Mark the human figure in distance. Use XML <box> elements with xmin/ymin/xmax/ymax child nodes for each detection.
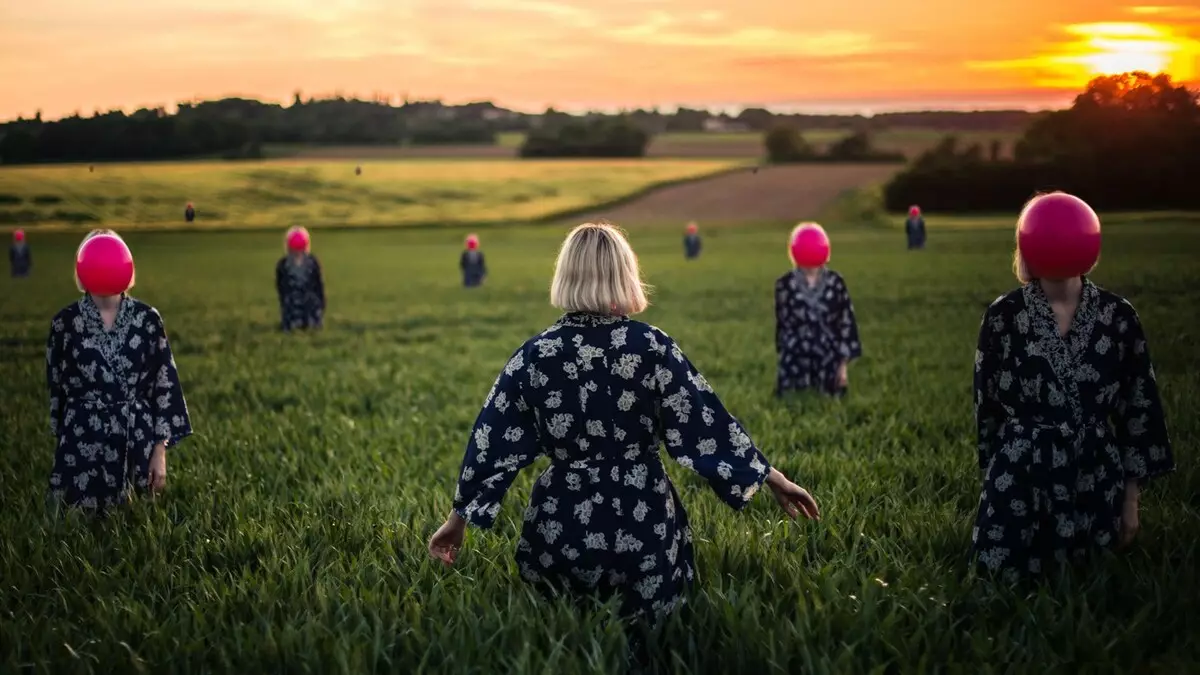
<box><xmin>905</xmin><ymin>205</ymin><xmax>926</xmax><ymax>250</ymax></box>
<box><xmin>10</xmin><ymin>229</ymin><xmax>31</xmax><ymax>278</ymax></box>
<box><xmin>461</xmin><ymin>234</ymin><xmax>487</xmax><ymax>288</ymax></box>
<box><xmin>275</xmin><ymin>226</ymin><xmax>326</xmax><ymax>332</ymax></box>
<box><xmin>46</xmin><ymin>229</ymin><xmax>193</xmax><ymax>514</ymax></box>
<box><xmin>775</xmin><ymin>222</ymin><xmax>862</xmax><ymax>398</ymax></box>
<box><xmin>971</xmin><ymin>191</ymin><xmax>1174</xmax><ymax>584</ymax></box>
<box><xmin>683</xmin><ymin>222</ymin><xmax>701</xmax><ymax>260</ymax></box>
<box><xmin>428</xmin><ymin>221</ymin><xmax>820</xmax><ymax>668</ymax></box>
<box><xmin>184</xmin><ymin>202</ymin><xmax>195</xmax><ymax>223</ymax></box>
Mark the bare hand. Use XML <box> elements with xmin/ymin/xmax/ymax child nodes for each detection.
<box><xmin>429</xmin><ymin>512</ymin><xmax>467</xmax><ymax>566</ymax></box>
<box><xmin>1118</xmin><ymin>482</ymin><xmax>1140</xmax><ymax>549</ymax></box>
<box><xmin>148</xmin><ymin>443</ymin><xmax>167</xmax><ymax>495</ymax></box>
<box><xmin>836</xmin><ymin>362</ymin><xmax>849</xmax><ymax>388</ymax></box>
<box><xmin>766</xmin><ymin>469</ymin><xmax>820</xmax><ymax>521</ymax></box>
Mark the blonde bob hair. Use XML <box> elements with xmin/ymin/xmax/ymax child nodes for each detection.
<box><xmin>75</xmin><ymin>228</ymin><xmax>135</xmax><ymax>294</ymax></box>
<box><xmin>550</xmin><ymin>221</ymin><xmax>650</xmax><ymax>316</ymax></box>
<box><xmin>285</xmin><ymin>226</ymin><xmax>311</xmax><ymax>254</ymax></box>
<box><xmin>1012</xmin><ymin>191</ymin><xmax>1099</xmax><ymax>284</ymax></box>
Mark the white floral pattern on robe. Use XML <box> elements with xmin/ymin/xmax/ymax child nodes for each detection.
<box><xmin>972</xmin><ymin>278</ymin><xmax>1174</xmax><ymax>581</ymax></box>
<box><xmin>452</xmin><ymin>312</ymin><xmax>772</xmax><ymax>619</ymax></box>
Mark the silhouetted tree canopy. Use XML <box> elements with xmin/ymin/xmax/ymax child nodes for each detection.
<box><xmin>884</xmin><ymin>72</ymin><xmax>1200</xmax><ymax>212</ymax></box>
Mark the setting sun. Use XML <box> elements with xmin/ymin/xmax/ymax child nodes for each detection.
<box><xmin>1062</xmin><ymin>23</ymin><xmax>1177</xmax><ymax>76</ymax></box>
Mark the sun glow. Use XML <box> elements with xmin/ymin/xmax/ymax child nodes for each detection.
<box><xmin>1060</xmin><ymin>23</ymin><xmax>1178</xmax><ymax>76</ymax></box>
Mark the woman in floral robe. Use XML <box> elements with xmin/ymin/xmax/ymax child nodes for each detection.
<box><xmin>429</xmin><ymin>222</ymin><xmax>820</xmax><ymax>627</ymax></box>
<box><xmin>47</xmin><ymin>231</ymin><xmax>193</xmax><ymax>512</ymax></box>
<box><xmin>972</xmin><ymin>257</ymin><xmax>1174</xmax><ymax>581</ymax></box>
<box><xmin>774</xmin><ymin>267</ymin><xmax>862</xmax><ymax>397</ymax></box>
<box><xmin>275</xmin><ymin>236</ymin><xmax>325</xmax><ymax>331</ymax></box>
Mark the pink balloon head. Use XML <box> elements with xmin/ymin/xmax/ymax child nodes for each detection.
<box><xmin>686</xmin><ymin>222</ymin><xmax>698</xmax><ymax>235</ymax></box>
<box><xmin>13</xmin><ymin>229</ymin><xmax>24</xmax><ymax>242</ymax></box>
<box><xmin>286</xmin><ymin>228</ymin><xmax>310</xmax><ymax>252</ymax></box>
<box><xmin>1017</xmin><ymin>192</ymin><xmax>1101</xmax><ymax>279</ymax></box>
<box><xmin>465</xmin><ymin>234</ymin><xmax>479</xmax><ymax>250</ymax></box>
<box><xmin>788</xmin><ymin>222</ymin><xmax>831</xmax><ymax>268</ymax></box>
<box><xmin>76</xmin><ymin>234</ymin><xmax>134</xmax><ymax>296</ymax></box>
<box><xmin>909</xmin><ymin>205</ymin><xmax>920</xmax><ymax>217</ymax></box>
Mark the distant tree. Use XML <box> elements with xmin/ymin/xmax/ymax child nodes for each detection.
<box><xmin>884</xmin><ymin>72</ymin><xmax>1200</xmax><ymax>212</ymax></box>
<box><xmin>520</xmin><ymin>116</ymin><xmax>649</xmax><ymax>158</ymax></box>
<box><xmin>764</xmin><ymin>125</ymin><xmax>816</xmax><ymax>163</ymax></box>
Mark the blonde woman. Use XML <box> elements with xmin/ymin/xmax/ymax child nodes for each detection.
<box><xmin>275</xmin><ymin>226</ymin><xmax>325</xmax><ymax>332</ymax></box>
<box><xmin>47</xmin><ymin>229</ymin><xmax>192</xmax><ymax>512</ymax></box>
<box><xmin>428</xmin><ymin>222</ymin><xmax>819</xmax><ymax>647</ymax></box>
<box><xmin>972</xmin><ymin>193</ymin><xmax>1174</xmax><ymax>582</ymax></box>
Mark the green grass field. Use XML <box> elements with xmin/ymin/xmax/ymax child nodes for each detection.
<box><xmin>0</xmin><ymin>159</ymin><xmax>743</xmax><ymax>231</ymax></box>
<box><xmin>1</xmin><ymin>200</ymin><xmax>1196</xmax><ymax>673</ymax></box>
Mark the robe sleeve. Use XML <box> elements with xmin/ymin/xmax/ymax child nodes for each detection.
<box><xmin>46</xmin><ymin>317</ymin><xmax>66</xmax><ymax>437</ymax></box>
<box><xmin>1113</xmin><ymin>304</ymin><xmax>1174</xmax><ymax>483</ymax></box>
<box><xmin>148</xmin><ymin>309</ymin><xmax>193</xmax><ymax>448</ymax></box>
<box><xmin>311</xmin><ymin>256</ymin><xmax>325</xmax><ymax>309</ymax></box>
<box><xmin>451</xmin><ymin>346</ymin><xmax>543</xmax><ymax>528</ymax></box>
<box><xmin>833</xmin><ymin>275</ymin><xmax>863</xmax><ymax>361</ymax></box>
<box><xmin>974</xmin><ymin>305</ymin><xmax>1005</xmax><ymax>471</ymax></box>
<box><xmin>774</xmin><ymin>277</ymin><xmax>789</xmax><ymax>356</ymax></box>
<box><xmin>275</xmin><ymin>258</ymin><xmax>285</xmax><ymax>304</ymax></box>
<box><xmin>459</xmin><ymin>251</ymin><xmax>467</xmax><ymax>271</ymax></box>
<box><xmin>654</xmin><ymin>332</ymin><xmax>771</xmax><ymax>510</ymax></box>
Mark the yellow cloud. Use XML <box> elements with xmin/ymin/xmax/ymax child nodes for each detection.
<box><xmin>1129</xmin><ymin>6</ymin><xmax>1200</xmax><ymax>19</ymax></box>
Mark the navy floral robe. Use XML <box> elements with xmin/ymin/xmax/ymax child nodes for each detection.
<box><xmin>46</xmin><ymin>295</ymin><xmax>193</xmax><ymax>511</ymax></box>
<box><xmin>774</xmin><ymin>268</ymin><xmax>862</xmax><ymax>397</ymax></box>
<box><xmin>460</xmin><ymin>250</ymin><xmax>486</xmax><ymax>288</ymax></box>
<box><xmin>972</xmin><ymin>279</ymin><xmax>1174</xmax><ymax>581</ymax></box>
<box><xmin>10</xmin><ymin>243</ymin><xmax>31</xmax><ymax>277</ymax></box>
<box><xmin>683</xmin><ymin>234</ymin><xmax>701</xmax><ymax>260</ymax></box>
<box><xmin>451</xmin><ymin>312</ymin><xmax>772</xmax><ymax>620</ymax></box>
<box><xmin>905</xmin><ymin>216</ymin><xmax>926</xmax><ymax>249</ymax></box>
<box><xmin>275</xmin><ymin>254</ymin><xmax>325</xmax><ymax>331</ymax></box>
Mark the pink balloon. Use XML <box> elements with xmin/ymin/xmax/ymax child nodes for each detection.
<box><xmin>287</xmin><ymin>228</ymin><xmax>310</xmax><ymax>252</ymax></box>
<box><xmin>686</xmin><ymin>222</ymin><xmax>698</xmax><ymax>234</ymax></box>
<box><xmin>789</xmin><ymin>222</ymin><xmax>831</xmax><ymax>268</ymax></box>
<box><xmin>465</xmin><ymin>234</ymin><xmax>479</xmax><ymax>250</ymax></box>
<box><xmin>909</xmin><ymin>205</ymin><xmax>920</xmax><ymax>217</ymax></box>
<box><xmin>1017</xmin><ymin>192</ymin><xmax>1101</xmax><ymax>279</ymax></box>
<box><xmin>13</xmin><ymin>229</ymin><xmax>24</xmax><ymax>242</ymax></box>
<box><xmin>76</xmin><ymin>234</ymin><xmax>134</xmax><ymax>295</ymax></box>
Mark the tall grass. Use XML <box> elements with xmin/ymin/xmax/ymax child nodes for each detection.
<box><xmin>1</xmin><ymin>213</ymin><xmax>1196</xmax><ymax>673</ymax></box>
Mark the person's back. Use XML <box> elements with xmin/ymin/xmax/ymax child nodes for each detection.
<box><xmin>431</xmin><ymin>222</ymin><xmax>820</xmax><ymax>648</ymax></box>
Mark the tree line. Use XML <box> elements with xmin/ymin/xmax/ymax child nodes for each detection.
<box><xmin>0</xmin><ymin>92</ymin><xmax>1037</xmax><ymax>164</ymax></box>
<box><xmin>883</xmin><ymin>72</ymin><xmax>1200</xmax><ymax>212</ymax></box>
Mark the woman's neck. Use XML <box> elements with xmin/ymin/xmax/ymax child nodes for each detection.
<box><xmin>90</xmin><ymin>293</ymin><xmax>122</xmax><ymax>311</ymax></box>
<box><xmin>1038</xmin><ymin>276</ymin><xmax>1082</xmax><ymax>304</ymax></box>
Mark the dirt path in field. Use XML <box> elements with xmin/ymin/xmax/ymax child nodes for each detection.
<box><xmin>558</xmin><ymin>164</ymin><xmax>901</xmax><ymax>225</ymax></box>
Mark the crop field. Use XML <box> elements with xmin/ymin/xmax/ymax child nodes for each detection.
<box><xmin>1</xmin><ymin>189</ymin><xmax>1197</xmax><ymax>673</ymax></box>
<box><xmin>0</xmin><ymin>159</ymin><xmax>744</xmax><ymax>231</ymax></box>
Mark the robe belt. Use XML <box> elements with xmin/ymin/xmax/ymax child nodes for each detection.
<box><xmin>72</xmin><ymin>392</ymin><xmax>148</xmax><ymax>484</ymax></box>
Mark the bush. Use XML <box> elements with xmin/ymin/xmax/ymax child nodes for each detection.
<box><xmin>764</xmin><ymin>126</ymin><xmax>816</xmax><ymax>163</ymax></box>
<box><xmin>519</xmin><ymin>117</ymin><xmax>649</xmax><ymax>158</ymax></box>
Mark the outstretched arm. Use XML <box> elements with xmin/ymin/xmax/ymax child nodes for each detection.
<box><xmin>451</xmin><ymin>346</ymin><xmax>544</xmax><ymax>528</ymax></box>
<box><xmin>652</xmin><ymin>329</ymin><xmax>771</xmax><ymax>510</ymax></box>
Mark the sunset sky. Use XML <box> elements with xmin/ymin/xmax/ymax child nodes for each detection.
<box><xmin>2</xmin><ymin>0</ymin><xmax>1199</xmax><ymax>121</ymax></box>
